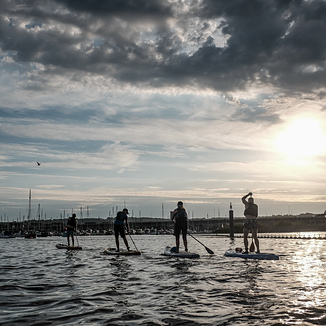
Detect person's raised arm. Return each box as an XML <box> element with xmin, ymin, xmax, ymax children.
<box><xmin>242</xmin><ymin>192</ymin><xmax>252</xmax><ymax>204</ymax></box>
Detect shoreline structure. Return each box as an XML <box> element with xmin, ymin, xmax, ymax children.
<box><xmin>1</xmin><ymin>212</ymin><xmax>326</xmax><ymax>235</ymax></box>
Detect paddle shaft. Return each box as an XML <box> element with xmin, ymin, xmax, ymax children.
<box><xmin>188</xmin><ymin>232</ymin><xmax>214</xmax><ymax>254</ymax></box>
<box><xmin>249</xmin><ymin>235</ymin><xmax>255</xmax><ymax>252</ymax></box>
<box><xmin>75</xmin><ymin>230</ymin><xmax>80</xmax><ymax>247</ymax></box>
<box><xmin>128</xmin><ymin>233</ymin><xmax>139</xmax><ymax>252</ymax></box>
<box><xmin>67</xmin><ymin>227</ymin><xmax>79</xmax><ymax>247</ymax></box>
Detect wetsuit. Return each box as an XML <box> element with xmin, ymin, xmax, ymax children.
<box><xmin>172</xmin><ymin>208</ymin><xmax>188</xmax><ymax>238</ymax></box>
<box><xmin>67</xmin><ymin>217</ymin><xmax>77</xmax><ymax>236</ymax></box>
<box><xmin>114</xmin><ymin>211</ymin><xmax>128</xmax><ymax>238</ymax></box>
<box><xmin>243</xmin><ymin>203</ymin><xmax>258</xmax><ymax>231</ymax></box>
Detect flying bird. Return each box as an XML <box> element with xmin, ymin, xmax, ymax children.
<box><xmin>36</xmin><ymin>161</ymin><xmax>41</xmax><ymax>166</ymax></box>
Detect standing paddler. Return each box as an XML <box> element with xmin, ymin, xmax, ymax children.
<box><xmin>242</xmin><ymin>192</ymin><xmax>260</xmax><ymax>254</ymax></box>
<box><xmin>171</xmin><ymin>201</ymin><xmax>188</xmax><ymax>253</ymax></box>
<box><xmin>66</xmin><ymin>213</ymin><xmax>77</xmax><ymax>247</ymax></box>
<box><xmin>114</xmin><ymin>208</ymin><xmax>130</xmax><ymax>252</ymax></box>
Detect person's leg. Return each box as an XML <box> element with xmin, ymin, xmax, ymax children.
<box><xmin>72</xmin><ymin>234</ymin><xmax>75</xmax><ymax>246</ymax></box>
<box><xmin>115</xmin><ymin>236</ymin><xmax>120</xmax><ymax>251</ymax></box>
<box><xmin>175</xmin><ymin>225</ymin><xmax>181</xmax><ymax>252</ymax></box>
<box><xmin>252</xmin><ymin>229</ymin><xmax>260</xmax><ymax>252</ymax></box>
<box><xmin>182</xmin><ymin>235</ymin><xmax>187</xmax><ymax>251</ymax></box>
<box><xmin>123</xmin><ymin>236</ymin><xmax>130</xmax><ymax>250</ymax></box>
<box><xmin>119</xmin><ymin>226</ymin><xmax>129</xmax><ymax>250</ymax></box>
<box><xmin>114</xmin><ymin>225</ymin><xmax>120</xmax><ymax>251</ymax></box>
<box><xmin>243</xmin><ymin>228</ymin><xmax>249</xmax><ymax>253</ymax></box>
<box><xmin>175</xmin><ymin>236</ymin><xmax>180</xmax><ymax>252</ymax></box>
<box><xmin>67</xmin><ymin>233</ymin><xmax>70</xmax><ymax>246</ymax></box>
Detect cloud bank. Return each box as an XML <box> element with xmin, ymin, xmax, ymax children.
<box><xmin>1</xmin><ymin>0</ymin><xmax>326</xmax><ymax>219</ymax></box>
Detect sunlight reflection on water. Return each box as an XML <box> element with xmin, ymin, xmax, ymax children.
<box><xmin>0</xmin><ymin>233</ymin><xmax>326</xmax><ymax>325</ymax></box>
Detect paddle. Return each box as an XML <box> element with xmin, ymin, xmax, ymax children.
<box><xmin>188</xmin><ymin>232</ymin><xmax>214</xmax><ymax>254</ymax></box>
<box><xmin>249</xmin><ymin>236</ymin><xmax>255</xmax><ymax>252</ymax></box>
<box><xmin>128</xmin><ymin>233</ymin><xmax>139</xmax><ymax>252</ymax></box>
<box><xmin>71</xmin><ymin>226</ymin><xmax>80</xmax><ymax>248</ymax></box>
<box><xmin>75</xmin><ymin>231</ymin><xmax>80</xmax><ymax>248</ymax></box>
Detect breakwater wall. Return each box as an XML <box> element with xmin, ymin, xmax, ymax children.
<box><xmin>1</xmin><ymin>214</ymin><xmax>326</xmax><ymax>233</ymax></box>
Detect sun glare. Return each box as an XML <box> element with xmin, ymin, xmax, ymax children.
<box><xmin>275</xmin><ymin>118</ymin><xmax>326</xmax><ymax>159</ymax></box>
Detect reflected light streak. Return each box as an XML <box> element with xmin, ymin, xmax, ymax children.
<box><xmin>291</xmin><ymin>239</ymin><xmax>324</xmax><ymax>306</ymax></box>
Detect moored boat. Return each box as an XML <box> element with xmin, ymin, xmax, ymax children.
<box><xmin>0</xmin><ymin>231</ymin><xmax>16</xmax><ymax>238</ymax></box>
<box><xmin>25</xmin><ymin>232</ymin><xmax>37</xmax><ymax>239</ymax></box>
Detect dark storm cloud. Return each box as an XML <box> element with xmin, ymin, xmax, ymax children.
<box><xmin>1</xmin><ymin>0</ymin><xmax>326</xmax><ymax>93</ymax></box>
<box><xmin>55</xmin><ymin>0</ymin><xmax>173</xmax><ymax>16</ymax></box>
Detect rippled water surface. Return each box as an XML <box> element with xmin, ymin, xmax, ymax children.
<box><xmin>1</xmin><ymin>234</ymin><xmax>326</xmax><ymax>325</ymax></box>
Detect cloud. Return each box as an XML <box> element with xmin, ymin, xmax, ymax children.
<box><xmin>55</xmin><ymin>0</ymin><xmax>173</xmax><ymax>17</ymax></box>
<box><xmin>2</xmin><ymin>0</ymin><xmax>326</xmax><ymax>219</ymax></box>
<box><xmin>1</xmin><ymin>0</ymin><xmax>325</xmax><ymax>94</ymax></box>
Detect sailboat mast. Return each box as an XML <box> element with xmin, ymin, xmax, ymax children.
<box><xmin>38</xmin><ymin>204</ymin><xmax>41</xmax><ymax>231</ymax></box>
<box><xmin>27</xmin><ymin>189</ymin><xmax>31</xmax><ymax>232</ymax></box>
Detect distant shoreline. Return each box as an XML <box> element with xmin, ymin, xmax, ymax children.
<box><xmin>1</xmin><ymin>213</ymin><xmax>326</xmax><ymax>234</ymax></box>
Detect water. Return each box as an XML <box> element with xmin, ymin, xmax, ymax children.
<box><xmin>1</xmin><ymin>234</ymin><xmax>326</xmax><ymax>325</ymax></box>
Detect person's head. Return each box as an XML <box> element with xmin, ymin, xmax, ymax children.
<box><xmin>248</xmin><ymin>197</ymin><xmax>254</xmax><ymax>204</ymax></box>
<box><xmin>72</xmin><ymin>213</ymin><xmax>76</xmax><ymax>218</ymax></box>
<box><xmin>123</xmin><ymin>208</ymin><xmax>129</xmax><ymax>214</ymax></box>
<box><xmin>177</xmin><ymin>201</ymin><xmax>183</xmax><ymax>208</ymax></box>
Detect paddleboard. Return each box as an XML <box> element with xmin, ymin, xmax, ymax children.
<box><xmin>103</xmin><ymin>248</ymin><xmax>141</xmax><ymax>256</ymax></box>
<box><xmin>56</xmin><ymin>243</ymin><xmax>82</xmax><ymax>250</ymax></box>
<box><xmin>224</xmin><ymin>249</ymin><xmax>279</xmax><ymax>260</ymax></box>
<box><xmin>163</xmin><ymin>246</ymin><xmax>200</xmax><ymax>259</ymax></box>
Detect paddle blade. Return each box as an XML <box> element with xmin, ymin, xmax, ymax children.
<box><xmin>249</xmin><ymin>240</ymin><xmax>255</xmax><ymax>252</ymax></box>
<box><xmin>205</xmin><ymin>246</ymin><xmax>214</xmax><ymax>255</ymax></box>
<box><xmin>188</xmin><ymin>232</ymin><xmax>214</xmax><ymax>255</ymax></box>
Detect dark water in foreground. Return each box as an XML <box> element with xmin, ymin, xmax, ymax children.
<box><xmin>1</xmin><ymin>233</ymin><xmax>326</xmax><ymax>325</ymax></box>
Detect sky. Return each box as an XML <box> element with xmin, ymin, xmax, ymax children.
<box><xmin>1</xmin><ymin>0</ymin><xmax>326</xmax><ymax>222</ymax></box>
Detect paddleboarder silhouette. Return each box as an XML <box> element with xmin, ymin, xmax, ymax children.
<box><xmin>66</xmin><ymin>213</ymin><xmax>77</xmax><ymax>247</ymax></box>
<box><xmin>171</xmin><ymin>201</ymin><xmax>188</xmax><ymax>253</ymax></box>
<box><xmin>242</xmin><ymin>192</ymin><xmax>260</xmax><ymax>254</ymax></box>
<box><xmin>114</xmin><ymin>208</ymin><xmax>130</xmax><ymax>252</ymax></box>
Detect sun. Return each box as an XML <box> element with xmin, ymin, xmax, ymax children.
<box><xmin>275</xmin><ymin>118</ymin><xmax>326</xmax><ymax>159</ymax></box>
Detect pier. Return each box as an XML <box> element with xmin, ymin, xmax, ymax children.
<box><xmin>217</xmin><ymin>233</ymin><xmax>326</xmax><ymax>240</ymax></box>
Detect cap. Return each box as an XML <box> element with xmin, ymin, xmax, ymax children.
<box><xmin>123</xmin><ymin>208</ymin><xmax>129</xmax><ymax>214</ymax></box>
